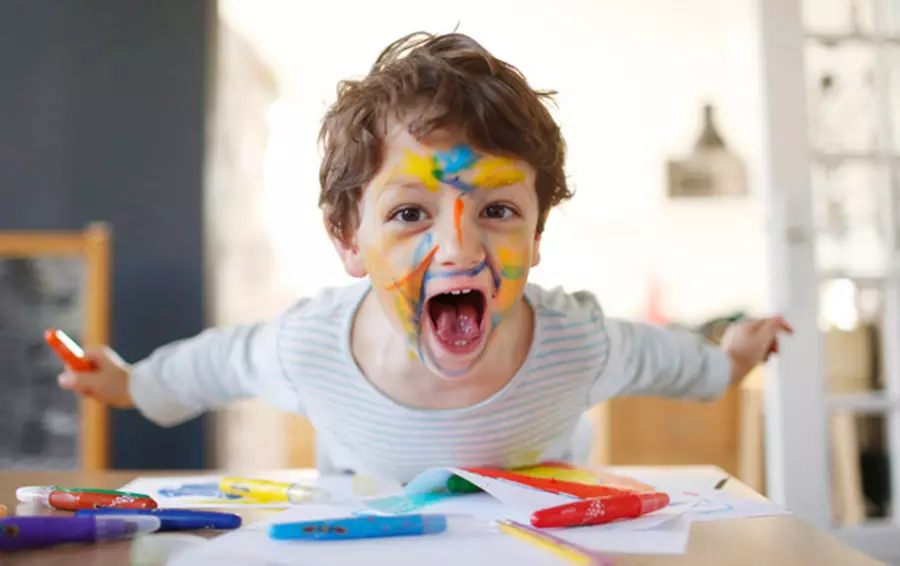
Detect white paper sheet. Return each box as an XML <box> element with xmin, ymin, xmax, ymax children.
<box><xmin>601</xmin><ymin>469</ymin><xmax>791</xmax><ymax>522</ymax></box>
<box><xmin>167</xmin><ymin>503</ymin><xmax>692</xmax><ymax>566</ymax></box>
<box><xmin>685</xmin><ymin>491</ymin><xmax>790</xmax><ymax>522</ymax></box>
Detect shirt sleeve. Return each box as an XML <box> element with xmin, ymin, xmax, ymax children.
<box><xmin>128</xmin><ymin>301</ymin><xmax>307</xmax><ymax>427</ymax></box>
<box><xmin>588</xmin><ymin>314</ymin><xmax>732</xmax><ymax>404</ymax></box>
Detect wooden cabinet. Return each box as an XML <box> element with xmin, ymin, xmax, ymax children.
<box><xmin>593</xmin><ymin>387</ymin><xmax>741</xmax><ymax>477</ymax></box>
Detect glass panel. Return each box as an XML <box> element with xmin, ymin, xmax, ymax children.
<box><xmin>803</xmin><ymin>0</ymin><xmax>878</xmax><ymax>35</ymax></box>
<box><xmin>806</xmin><ymin>42</ymin><xmax>878</xmax><ymax>154</ymax></box>
<box><xmin>812</xmin><ymin>162</ymin><xmax>886</xmax><ymax>274</ymax></box>
<box><xmin>889</xmin><ymin>46</ymin><xmax>900</xmax><ymax>154</ymax></box>
<box><xmin>830</xmin><ymin>412</ymin><xmax>892</xmax><ymax>525</ymax></box>
<box><xmin>821</xmin><ymin>279</ymin><xmax>885</xmax><ymax>393</ymax></box>
<box><xmin>888</xmin><ymin>0</ymin><xmax>900</xmax><ymax>35</ymax></box>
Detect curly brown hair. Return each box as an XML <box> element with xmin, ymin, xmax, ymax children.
<box><xmin>318</xmin><ymin>31</ymin><xmax>571</xmax><ymax>244</ymax></box>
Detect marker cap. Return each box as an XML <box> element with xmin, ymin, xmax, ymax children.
<box><xmin>15</xmin><ymin>486</ymin><xmax>52</xmax><ymax>507</ymax></box>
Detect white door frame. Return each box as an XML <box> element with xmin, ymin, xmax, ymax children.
<box><xmin>755</xmin><ymin>0</ymin><xmax>831</xmax><ymax>529</ymax></box>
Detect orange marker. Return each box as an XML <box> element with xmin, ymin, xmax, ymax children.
<box><xmin>45</xmin><ymin>329</ymin><xmax>96</xmax><ymax>372</ymax></box>
<box><xmin>0</xmin><ymin>504</ymin><xmax>7</xmax><ymax>517</ymax></box>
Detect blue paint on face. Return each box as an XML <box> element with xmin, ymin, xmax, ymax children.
<box><xmin>410</xmin><ymin>232</ymin><xmax>434</xmax><ymax>270</ymax></box>
<box><xmin>434</xmin><ymin>144</ymin><xmax>479</xmax><ymax>176</ymax></box>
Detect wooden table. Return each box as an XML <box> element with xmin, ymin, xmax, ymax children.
<box><xmin>0</xmin><ymin>467</ymin><xmax>885</xmax><ymax>565</ymax></box>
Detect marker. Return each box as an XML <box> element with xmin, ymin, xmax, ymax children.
<box><xmin>219</xmin><ymin>477</ymin><xmax>329</xmax><ymax>504</ymax></box>
<box><xmin>0</xmin><ymin>515</ymin><xmax>160</xmax><ymax>551</ymax></box>
<box><xmin>714</xmin><ymin>476</ymin><xmax>729</xmax><ymax>490</ymax></box>
<box><xmin>462</xmin><ymin>467</ymin><xmax>629</xmax><ymax>499</ymax></box>
<box><xmin>17</xmin><ymin>486</ymin><xmax>153</xmax><ymax>505</ymax></box>
<box><xmin>59</xmin><ymin>487</ymin><xmax>153</xmax><ymax>498</ymax></box>
<box><xmin>76</xmin><ymin>508</ymin><xmax>241</xmax><ymax>531</ymax></box>
<box><xmin>446</xmin><ymin>476</ymin><xmax>482</xmax><ymax>493</ymax></box>
<box><xmin>16</xmin><ymin>486</ymin><xmax>157</xmax><ymax>511</ymax></box>
<box><xmin>268</xmin><ymin>514</ymin><xmax>478</xmax><ymax>541</ymax></box>
<box><xmin>0</xmin><ymin>505</ymin><xmax>6</xmax><ymax>517</ymax></box>
<box><xmin>45</xmin><ymin>328</ymin><xmax>96</xmax><ymax>372</ymax></box>
<box><xmin>496</xmin><ymin>519</ymin><xmax>614</xmax><ymax>565</ymax></box>
<box><xmin>530</xmin><ymin>492</ymin><xmax>670</xmax><ymax>528</ymax></box>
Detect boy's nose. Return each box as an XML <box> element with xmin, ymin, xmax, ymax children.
<box><xmin>432</xmin><ymin>206</ymin><xmax>485</xmax><ymax>270</ymax></box>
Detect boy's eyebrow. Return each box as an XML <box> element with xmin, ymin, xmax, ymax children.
<box><xmin>381</xmin><ymin>176</ymin><xmax>432</xmax><ymax>192</ymax></box>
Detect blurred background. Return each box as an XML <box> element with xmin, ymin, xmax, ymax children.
<box><xmin>1</xmin><ymin>0</ymin><xmax>899</xmax><ymax>560</ymax></box>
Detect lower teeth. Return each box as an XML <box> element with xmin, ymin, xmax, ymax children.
<box><xmin>453</xmin><ymin>340</ymin><xmax>469</xmax><ymax>346</ymax></box>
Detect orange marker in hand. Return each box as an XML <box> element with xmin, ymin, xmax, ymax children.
<box><xmin>45</xmin><ymin>329</ymin><xmax>96</xmax><ymax>372</ymax></box>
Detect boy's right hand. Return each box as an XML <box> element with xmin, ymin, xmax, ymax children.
<box><xmin>57</xmin><ymin>346</ymin><xmax>135</xmax><ymax>408</ymax></box>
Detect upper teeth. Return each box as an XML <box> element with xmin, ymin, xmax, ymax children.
<box><xmin>450</xmin><ymin>289</ymin><xmax>473</xmax><ymax>295</ymax></box>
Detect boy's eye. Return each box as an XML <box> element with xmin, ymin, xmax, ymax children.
<box><xmin>482</xmin><ymin>204</ymin><xmax>517</xmax><ymax>220</ymax></box>
<box><xmin>390</xmin><ymin>207</ymin><xmax>428</xmax><ymax>224</ymax></box>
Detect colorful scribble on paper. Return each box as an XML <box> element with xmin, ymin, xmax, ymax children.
<box><xmin>156</xmin><ymin>482</ymin><xmax>262</xmax><ymax>505</ymax></box>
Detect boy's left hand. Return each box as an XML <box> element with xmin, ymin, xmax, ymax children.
<box><xmin>720</xmin><ymin>316</ymin><xmax>794</xmax><ymax>384</ymax></box>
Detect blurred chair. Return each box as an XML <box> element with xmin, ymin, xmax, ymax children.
<box><xmin>0</xmin><ymin>223</ymin><xmax>110</xmax><ymax>470</ymax></box>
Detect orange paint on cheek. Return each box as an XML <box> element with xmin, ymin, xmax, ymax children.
<box><xmin>385</xmin><ymin>246</ymin><xmax>439</xmax><ymax>293</ymax></box>
<box><xmin>454</xmin><ymin>196</ymin><xmax>464</xmax><ymax>245</ymax></box>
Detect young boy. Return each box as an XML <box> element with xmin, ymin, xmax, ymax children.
<box><xmin>58</xmin><ymin>32</ymin><xmax>790</xmax><ymax>482</ymax></box>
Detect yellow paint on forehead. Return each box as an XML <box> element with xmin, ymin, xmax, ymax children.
<box><xmin>471</xmin><ymin>157</ymin><xmax>527</xmax><ymax>189</ymax></box>
<box><xmin>399</xmin><ymin>151</ymin><xmax>440</xmax><ymax>192</ymax></box>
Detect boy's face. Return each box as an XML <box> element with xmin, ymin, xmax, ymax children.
<box><xmin>333</xmin><ymin>119</ymin><xmax>542</xmax><ymax>379</ymax></box>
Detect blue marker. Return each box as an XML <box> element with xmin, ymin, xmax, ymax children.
<box><xmin>268</xmin><ymin>514</ymin><xmax>478</xmax><ymax>541</ymax></box>
<box><xmin>75</xmin><ymin>508</ymin><xmax>241</xmax><ymax>531</ymax></box>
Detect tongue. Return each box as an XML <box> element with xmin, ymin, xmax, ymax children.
<box><xmin>434</xmin><ymin>302</ymin><xmax>481</xmax><ymax>343</ymax></box>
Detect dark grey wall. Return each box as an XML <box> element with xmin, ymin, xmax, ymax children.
<box><xmin>0</xmin><ymin>0</ymin><xmax>214</xmax><ymax>469</ymax></box>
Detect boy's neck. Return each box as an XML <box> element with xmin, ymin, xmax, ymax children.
<box><xmin>350</xmin><ymin>289</ymin><xmax>534</xmax><ymax>410</ymax></box>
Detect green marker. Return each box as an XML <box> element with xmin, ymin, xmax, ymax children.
<box><xmin>447</xmin><ymin>476</ymin><xmax>482</xmax><ymax>494</ymax></box>
<box><xmin>53</xmin><ymin>487</ymin><xmax>152</xmax><ymax>499</ymax></box>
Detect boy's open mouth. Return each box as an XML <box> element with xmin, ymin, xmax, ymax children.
<box><xmin>426</xmin><ymin>288</ymin><xmax>486</xmax><ymax>355</ymax></box>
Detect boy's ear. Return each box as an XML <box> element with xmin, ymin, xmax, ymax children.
<box><xmin>325</xmin><ymin>214</ymin><xmax>367</xmax><ymax>278</ymax></box>
<box><xmin>531</xmin><ymin>232</ymin><xmax>542</xmax><ymax>268</ymax></box>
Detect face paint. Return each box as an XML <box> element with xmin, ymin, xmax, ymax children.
<box><xmin>363</xmin><ymin>141</ymin><xmax>537</xmax><ymax>378</ymax></box>
<box><xmin>470</xmin><ymin>157</ymin><xmax>528</xmax><ymax>189</ymax></box>
<box><xmin>453</xmin><ymin>197</ymin><xmax>464</xmax><ymax>245</ymax></box>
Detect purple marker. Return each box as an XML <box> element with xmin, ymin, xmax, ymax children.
<box><xmin>0</xmin><ymin>515</ymin><xmax>160</xmax><ymax>551</ymax></box>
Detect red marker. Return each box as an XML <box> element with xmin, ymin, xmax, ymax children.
<box><xmin>530</xmin><ymin>491</ymin><xmax>670</xmax><ymax>528</ymax></box>
<box><xmin>45</xmin><ymin>328</ymin><xmax>96</xmax><ymax>372</ymax></box>
<box><xmin>462</xmin><ymin>467</ymin><xmax>630</xmax><ymax>499</ymax></box>
<box><xmin>49</xmin><ymin>490</ymin><xmax>157</xmax><ymax>511</ymax></box>
<box><xmin>17</xmin><ymin>486</ymin><xmax>158</xmax><ymax>511</ymax></box>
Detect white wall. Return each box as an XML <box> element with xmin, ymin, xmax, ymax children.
<box><xmin>220</xmin><ymin>0</ymin><xmax>770</xmax><ymax>324</ymax></box>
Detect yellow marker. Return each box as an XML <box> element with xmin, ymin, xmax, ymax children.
<box><xmin>496</xmin><ymin>520</ymin><xmax>613</xmax><ymax>566</ymax></box>
<box><xmin>513</xmin><ymin>463</ymin><xmax>601</xmax><ymax>485</ymax></box>
<box><xmin>219</xmin><ymin>478</ymin><xmax>329</xmax><ymax>504</ymax></box>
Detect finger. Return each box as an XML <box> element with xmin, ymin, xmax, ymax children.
<box><xmin>745</xmin><ymin>319</ymin><xmax>766</xmax><ymax>331</ymax></box>
<box><xmin>773</xmin><ymin>316</ymin><xmax>794</xmax><ymax>334</ymax></box>
<box><xmin>58</xmin><ymin>372</ymin><xmax>77</xmax><ymax>389</ymax></box>
<box><xmin>82</xmin><ymin>346</ymin><xmax>108</xmax><ymax>366</ymax></box>
<box><xmin>58</xmin><ymin>370</ymin><xmax>101</xmax><ymax>393</ymax></box>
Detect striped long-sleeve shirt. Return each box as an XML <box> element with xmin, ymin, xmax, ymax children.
<box><xmin>129</xmin><ymin>281</ymin><xmax>731</xmax><ymax>482</ymax></box>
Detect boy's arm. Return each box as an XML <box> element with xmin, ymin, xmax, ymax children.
<box><xmin>590</xmin><ymin>314</ymin><xmax>791</xmax><ymax>403</ymax></box>
<box><xmin>591</xmin><ymin>319</ymin><xmax>732</xmax><ymax>402</ymax></box>
<box><xmin>128</xmin><ymin>303</ymin><xmax>304</xmax><ymax>427</ymax></box>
